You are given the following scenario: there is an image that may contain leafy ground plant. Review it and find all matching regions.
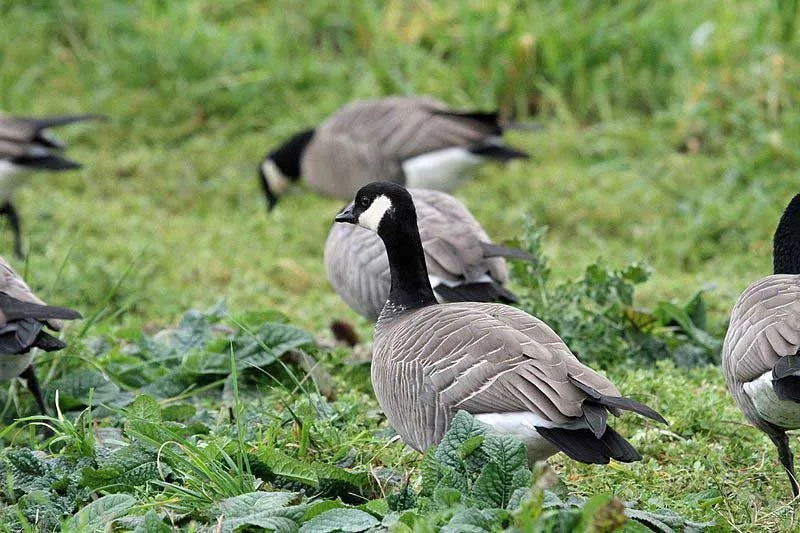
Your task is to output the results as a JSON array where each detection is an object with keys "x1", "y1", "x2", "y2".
[{"x1": 511, "y1": 221, "x2": 723, "y2": 368}]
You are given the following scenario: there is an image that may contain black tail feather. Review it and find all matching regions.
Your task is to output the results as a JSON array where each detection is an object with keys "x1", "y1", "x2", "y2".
[
  {"x1": 480, "y1": 242, "x2": 535, "y2": 262},
  {"x1": 27, "y1": 114, "x2": 107, "y2": 133},
  {"x1": 0, "y1": 293, "x2": 82, "y2": 322},
  {"x1": 32, "y1": 331, "x2": 67, "y2": 352},
  {"x1": 469, "y1": 143, "x2": 529, "y2": 161},
  {"x1": 569, "y1": 376, "x2": 667, "y2": 424},
  {"x1": 9, "y1": 155, "x2": 82, "y2": 171},
  {"x1": 433, "y1": 281, "x2": 518, "y2": 305},
  {"x1": 431, "y1": 109, "x2": 502, "y2": 135},
  {"x1": 773, "y1": 356, "x2": 800, "y2": 402},
  {"x1": 536, "y1": 426, "x2": 641, "y2": 464}
]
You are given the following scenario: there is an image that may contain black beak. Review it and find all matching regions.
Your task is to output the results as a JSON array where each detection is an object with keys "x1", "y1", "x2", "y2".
[
  {"x1": 335, "y1": 203, "x2": 357, "y2": 224},
  {"x1": 258, "y1": 162, "x2": 279, "y2": 212}
]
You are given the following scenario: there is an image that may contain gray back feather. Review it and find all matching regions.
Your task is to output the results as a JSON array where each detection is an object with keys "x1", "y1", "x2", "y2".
[
  {"x1": 372, "y1": 302, "x2": 620, "y2": 451},
  {"x1": 722, "y1": 274, "x2": 800, "y2": 428},
  {"x1": 303, "y1": 97, "x2": 499, "y2": 199}
]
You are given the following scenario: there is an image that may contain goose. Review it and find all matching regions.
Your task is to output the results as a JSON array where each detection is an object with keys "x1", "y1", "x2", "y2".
[
  {"x1": 0, "y1": 114, "x2": 104, "y2": 257},
  {"x1": 325, "y1": 187, "x2": 531, "y2": 321},
  {"x1": 0, "y1": 256, "x2": 81, "y2": 413},
  {"x1": 722, "y1": 193, "x2": 800, "y2": 496},
  {"x1": 259, "y1": 96, "x2": 528, "y2": 210},
  {"x1": 334, "y1": 181, "x2": 666, "y2": 464}
]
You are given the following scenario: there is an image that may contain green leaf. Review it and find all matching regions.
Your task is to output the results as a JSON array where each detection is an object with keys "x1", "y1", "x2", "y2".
[
  {"x1": 161, "y1": 403, "x2": 196, "y2": 421},
  {"x1": 81, "y1": 443, "x2": 161, "y2": 491},
  {"x1": 132, "y1": 511, "x2": 172, "y2": 533},
  {"x1": 200, "y1": 322, "x2": 314, "y2": 374},
  {"x1": 685, "y1": 291, "x2": 708, "y2": 330},
  {"x1": 435, "y1": 411, "x2": 487, "y2": 472},
  {"x1": 51, "y1": 369, "x2": 133, "y2": 408},
  {"x1": 255, "y1": 448, "x2": 319, "y2": 487},
  {"x1": 299, "y1": 508, "x2": 379, "y2": 533},
  {"x1": 62, "y1": 494, "x2": 135, "y2": 533},
  {"x1": 210, "y1": 491, "x2": 305, "y2": 533},
  {"x1": 126, "y1": 395, "x2": 161, "y2": 423},
  {"x1": 459, "y1": 435, "x2": 485, "y2": 459},
  {"x1": 472, "y1": 435, "x2": 531, "y2": 509},
  {"x1": 419, "y1": 446, "x2": 442, "y2": 497}
]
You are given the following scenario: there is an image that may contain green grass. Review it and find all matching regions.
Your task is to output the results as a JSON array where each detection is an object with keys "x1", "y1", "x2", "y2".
[{"x1": 2, "y1": 0, "x2": 800, "y2": 530}]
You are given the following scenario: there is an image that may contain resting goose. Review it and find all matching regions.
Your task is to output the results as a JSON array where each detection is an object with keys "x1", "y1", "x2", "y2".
[
  {"x1": 0, "y1": 256, "x2": 81, "y2": 413},
  {"x1": 334, "y1": 182, "x2": 666, "y2": 464},
  {"x1": 723, "y1": 193, "x2": 800, "y2": 496},
  {"x1": 0, "y1": 114, "x2": 104, "y2": 257},
  {"x1": 259, "y1": 96, "x2": 528, "y2": 210},
  {"x1": 325, "y1": 187, "x2": 531, "y2": 321}
]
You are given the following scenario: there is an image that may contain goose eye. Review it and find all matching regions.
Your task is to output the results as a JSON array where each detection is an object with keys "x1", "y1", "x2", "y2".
[{"x1": 359, "y1": 197, "x2": 370, "y2": 207}]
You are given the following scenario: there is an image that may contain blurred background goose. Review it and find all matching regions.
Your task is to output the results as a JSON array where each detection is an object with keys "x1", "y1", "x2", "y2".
[
  {"x1": 334, "y1": 182, "x2": 666, "y2": 464},
  {"x1": 723, "y1": 193, "x2": 800, "y2": 497},
  {"x1": 259, "y1": 96, "x2": 529, "y2": 210},
  {"x1": 0, "y1": 256, "x2": 81, "y2": 413},
  {"x1": 0, "y1": 114, "x2": 104, "y2": 257},
  {"x1": 325, "y1": 187, "x2": 532, "y2": 321}
]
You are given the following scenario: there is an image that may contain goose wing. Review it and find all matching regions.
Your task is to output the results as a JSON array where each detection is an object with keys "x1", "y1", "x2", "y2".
[
  {"x1": 723, "y1": 274, "x2": 800, "y2": 384},
  {"x1": 324, "y1": 97, "x2": 498, "y2": 160},
  {"x1": 374, "y1": 303, "x2": 626, "y2": 451},
  {"x1": 412, "y1": 189, "x2": 508, "y2": 285}
]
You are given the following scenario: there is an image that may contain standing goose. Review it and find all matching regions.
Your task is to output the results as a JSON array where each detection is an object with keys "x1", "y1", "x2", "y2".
[
  {"x1": 325, "y1": 187, "x2": 531, "y2": 321},
  {"x1": 334, "y1": 182, "x2": 666, "y2": 464},
  {"x1": 0, "y1": 114, "x2": 104, "y2": 257},
  {"x1": 0, "y1": 256, "x2": 82, "y2": 413},
  {"x1": 723, "y1": 193, "x2": 800, "y2": 496},
  {"x1": 259, "y1": 96, "x2": 528, "y2": 210}
]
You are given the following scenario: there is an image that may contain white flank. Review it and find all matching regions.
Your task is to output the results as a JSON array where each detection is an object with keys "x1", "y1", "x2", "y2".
[
  {"x1": 476, "y1": 411, "x2": 587, "y2": 463},
  {"x1": 0, "y1": 352, "x2": 34, "y2": 380},
  {"x1": 261, "y1": 159, "x2": 290, "y2": 195},
  {"x1": 744, "y1": 371, "x2": 800, "y2": 429},
  {"x1": 402, "y1": 147, "x2": 483, "y2": 191},
  {"x1": 429, "y1": 273, "x2": 493, "y2": 289},
  {"x1": 358, "y1": 194, "x2": 392, "y2": 232},
  {"x1": 0, "y1": 160, "x2": 24, "y2": 199}
]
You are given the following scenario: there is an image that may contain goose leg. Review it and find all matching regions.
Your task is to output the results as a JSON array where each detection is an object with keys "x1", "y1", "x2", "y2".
[
  {"x1": 768, "y1": 428, "x2": 799, "y2": 497},
  {"x1": 0, "y1": 201, "x2": 23, "y2": 259},
  {"x1": 19, "y1": 365, "x2": 46, "y2": 415}
]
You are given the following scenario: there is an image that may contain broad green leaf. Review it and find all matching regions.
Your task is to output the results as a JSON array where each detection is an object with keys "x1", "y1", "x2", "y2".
[
  {"x1": 81, "y1": 443, "x2": 161, "y2": 491},
  {"x1": 132, "y1": 511, "x2": 172, "y2": 533},
  {"x1": 472, "y1": 435, "x2": 530, "y2": 509},
  {"x1": 199, "y1": 322, "x2": 314, "y2": 374},
  {"x1": 126, "y1": 395, "x2": 161, "y2": 423},
  {"x1": 51, "y1": 369, "x2": 133, "y2": 408},
  {"x1": 435, "y1": 411, "x2": 487, "y2": 472},
  {"x1": 299, "y1": 508, "x2": 379, "y2": 533},
  {"x1": 161, "y1": 403, "x2": 196, "y2": 421},
  {"x1": 211, "y1": 491, "x2": 305, "y2": 533},
  {"x1": 255, "y1": 448, "x2": 319, "y2": 487},
  {"x1": 419, "y1": 446, "x2": 441, "y2": 497},
  {"x1": 62, "y1": 494, "x2": 135, "y2": 533}
]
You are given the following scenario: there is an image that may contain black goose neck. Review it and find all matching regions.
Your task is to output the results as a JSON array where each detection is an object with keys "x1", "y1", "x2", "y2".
[
  {"x1": 270, "y1": 128, "x2": 315, "y2": 180},
  {"x1": 377, "y1": 210, "x2": 437, "y2": 315},
  {"x1": 774, "y1": 194, "x2": 800, "y2": 275}
]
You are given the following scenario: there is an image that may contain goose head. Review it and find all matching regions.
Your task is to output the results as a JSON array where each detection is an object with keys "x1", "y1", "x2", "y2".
[
  {"x1": 258, "y1": 128, "x2": 315, "y2": 211},
  {"x1": 774, "y1": 193, "x2": 800, "y2": 275},
  {"x1": 334, "y1": 181, "x2": 415, "y2": 235}
]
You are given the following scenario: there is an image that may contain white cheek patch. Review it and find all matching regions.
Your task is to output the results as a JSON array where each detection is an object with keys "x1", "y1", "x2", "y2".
[
  {"x1": 358, "y1": 195, "x2": 393, "y2": 232},
  {"x1": 261, "y1": 159, "x2": 290, "y2": 195}
]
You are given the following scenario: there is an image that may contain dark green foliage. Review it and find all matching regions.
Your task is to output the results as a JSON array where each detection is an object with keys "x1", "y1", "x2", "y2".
[{"x1": 512, "y1": 221, "x2": 722, "y2": 367}]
